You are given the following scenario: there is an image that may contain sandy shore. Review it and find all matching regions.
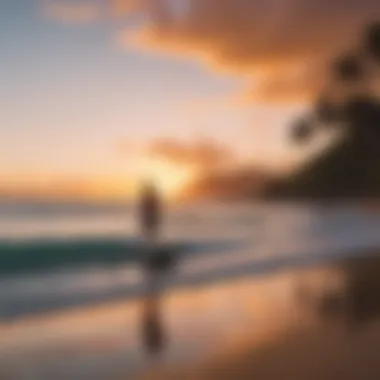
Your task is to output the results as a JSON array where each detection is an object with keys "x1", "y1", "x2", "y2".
[
  {"x1": 148, "y1": 253, "x2": 380, "y2": 380},
  {"x1": 2, "y1": 252, "x2": 380, "y2": 379}
]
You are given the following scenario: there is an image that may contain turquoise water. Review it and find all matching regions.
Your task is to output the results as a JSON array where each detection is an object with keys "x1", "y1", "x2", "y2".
[{"x1": 0, "y1": 201, "x2": 248, "y2": 275}]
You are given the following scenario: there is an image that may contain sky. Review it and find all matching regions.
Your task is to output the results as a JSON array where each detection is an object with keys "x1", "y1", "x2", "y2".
[{"x1": 2, "y1": 0, "x2": 378, "y2": 200}]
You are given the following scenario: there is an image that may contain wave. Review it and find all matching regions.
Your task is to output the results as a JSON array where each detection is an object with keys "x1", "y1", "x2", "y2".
[
  {"x1": 0, "y1": 236, "x2": 246, "y2": 277},
  {"x1": 0, "y1": 237, "x2": 156, "y2": 276}
]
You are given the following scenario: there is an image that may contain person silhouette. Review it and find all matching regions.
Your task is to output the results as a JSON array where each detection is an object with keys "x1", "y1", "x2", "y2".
[
  {"x1": 139, "y1": 181, "x2": 177, "y2": 275},
  {"x1": 139, "y1": 181, "x2": 162, "y2": 243}
]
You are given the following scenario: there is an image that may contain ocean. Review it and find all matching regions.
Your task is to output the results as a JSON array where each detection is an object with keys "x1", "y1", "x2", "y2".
[{"x1": 2, "y1": 201, "x2": 380, "y2": 320}]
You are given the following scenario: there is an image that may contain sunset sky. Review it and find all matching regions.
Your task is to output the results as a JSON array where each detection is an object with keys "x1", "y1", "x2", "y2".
[{"x1": 2, "y1": 0, "x2": 379, "y2": 200}]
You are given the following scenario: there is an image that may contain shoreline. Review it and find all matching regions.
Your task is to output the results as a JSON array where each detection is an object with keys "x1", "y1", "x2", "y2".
[{"x1": 2, "y1": 250, "x2": 380, "y2": 379}]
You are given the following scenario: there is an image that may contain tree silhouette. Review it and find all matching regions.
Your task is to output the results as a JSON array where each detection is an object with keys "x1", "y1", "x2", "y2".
[
  {"x1": 365, "y1": 22, "x2": 380, "y2": 62},
  {"x1": 333, "y1": 54, "x2": 363, "y2": 83},
  {"x1": 275, "y1": 21, "x2": 380, "y2": 199}
]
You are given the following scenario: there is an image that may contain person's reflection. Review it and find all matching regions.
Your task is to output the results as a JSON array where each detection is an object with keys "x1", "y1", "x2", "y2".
[
  {"x1": 140, "y1": 244, "x2": 178, "y2": 356},
  {"x1": 141, "y1": 292, "x2": 166, "y2": 356}
]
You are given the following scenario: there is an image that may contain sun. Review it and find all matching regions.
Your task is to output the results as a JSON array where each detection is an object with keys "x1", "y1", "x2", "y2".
[{"x1": 139, "y1": 157, "x2": 195, "y2": 200}]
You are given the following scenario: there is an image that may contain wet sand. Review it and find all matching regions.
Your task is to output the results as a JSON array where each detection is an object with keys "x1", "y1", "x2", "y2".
[
  {"x1": 148, "y1": 252, "x2": 380, "y2": 380},
  {"x1": 2, "y1": 251, "x2": 380, "y2": 379}
]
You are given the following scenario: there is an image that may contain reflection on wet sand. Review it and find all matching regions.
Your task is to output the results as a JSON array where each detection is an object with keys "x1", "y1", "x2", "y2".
[
  {"x1": 141, "y1": 295, "x2": 166, "y2": 356},
  {"x1": 3, "y1": 250, "x2": 380, "y2": 379},
  {"x1": 146, "y1": 252, "x2": 380, "y2": 380},
  {"x1": 297, "y1": 252, "x2": 380, "y2": 328},
  {"x1": 140, "y1": 244, "x2": 178, "y2": 357}
]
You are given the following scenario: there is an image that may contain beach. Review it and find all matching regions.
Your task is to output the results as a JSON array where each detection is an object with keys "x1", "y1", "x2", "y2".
[
  {"x1": 2, "y1": 203, "x2": 380, "y2": 379},
  {"x1": 148, "y1": 253, "x2": 380, "y2": 380}
]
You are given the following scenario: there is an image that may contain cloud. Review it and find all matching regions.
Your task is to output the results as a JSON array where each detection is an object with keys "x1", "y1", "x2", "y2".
[
  {"x1": 120, "y1": 0, "x2": 380, "y2": 102},
  {"x1": 109, "y1": 0, "x2": 143, "y2": 18},
  {"x1": 238, "y1": 64, "x2": 326, "y2": 104},
  {"x1": 183, "y1": 166, "x2": 269, "y2": 200},
  {"x1": 43, "y1": 0, "x2": 102, "y2": 23},
  {"x1": 0, "y1": 175, "x2": 133, "y2": 200},
  {"x1": 120, "y1": 137, "x2": 236, "y2": 171},
  {"x1": 44, "y1": 0, "x2": 380, "y2": 101},
  {"x1": 149, "y1": 138, "x2": 235, "y2": 169},
  {"x1": 43, "y1": 0, "x2": 141, "y2": 23}
]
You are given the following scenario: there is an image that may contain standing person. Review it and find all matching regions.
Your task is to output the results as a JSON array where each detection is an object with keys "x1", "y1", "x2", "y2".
[{"x1": 139, "y1": 181, "x2": 162, "y2": 243}]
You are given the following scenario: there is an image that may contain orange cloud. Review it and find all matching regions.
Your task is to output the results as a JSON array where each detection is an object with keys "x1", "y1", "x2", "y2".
[
  {"x1": 109, "y1": 0, "x2": 143, "y2": 18},
  {"x1": 238, "y1": 65, "x2": 326, "y2": 105},
  {"x1": 120, "y1": 0, "x2": 380, "y2": 102},
  {"x1": 147, "y1": 138, "x2": 235, "y2": 170},
  {"x1": 120, "y1": 137, "x2": 236, "y2": 171},
  {"x1": 0, "y1": 175, "x2": 133, "y2": 201},
  {"x1": 45, "y1": 1, "x2": 380, "y2": 101}
]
